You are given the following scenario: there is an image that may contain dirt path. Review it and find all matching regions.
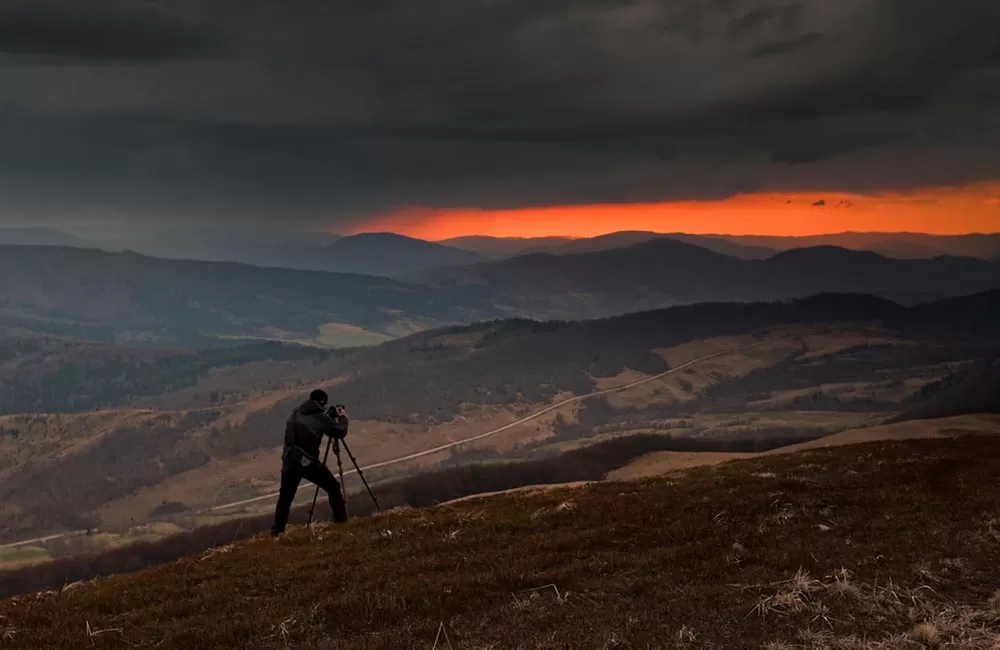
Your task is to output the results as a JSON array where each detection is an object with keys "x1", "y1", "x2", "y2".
[
  {"x1": 207, "y1": 338, "x2": 771, "y2": 512},
  {"x1": 1, "y1": 338, "x2": 771, "y2": 550}
]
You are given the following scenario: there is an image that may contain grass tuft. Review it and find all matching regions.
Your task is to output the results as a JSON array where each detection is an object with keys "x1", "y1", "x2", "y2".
[
  {"x1": 989, "y1": 589, "x2": 1000, "y2": 614},
  {"x1": 910, "y1": 622, "x2": 941, "y2": 648}
]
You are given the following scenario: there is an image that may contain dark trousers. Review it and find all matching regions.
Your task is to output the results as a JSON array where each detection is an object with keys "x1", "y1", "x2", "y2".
[{"x1": 270, "y1": 446, "x2": 348, "y2": 535}]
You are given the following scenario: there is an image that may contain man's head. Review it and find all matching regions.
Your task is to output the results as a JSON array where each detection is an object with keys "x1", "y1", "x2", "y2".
[{"x1": 309, "y1": 389, "x2": 329, "y2": 407}]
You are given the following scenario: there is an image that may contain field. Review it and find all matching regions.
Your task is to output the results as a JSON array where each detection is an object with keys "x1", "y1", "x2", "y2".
[
  {"x1": 2, "y1": 433, "x2": 999, "y2": 649},
  {"x1": 608, "y1": 413, "x2": 1000, "y2": 481}
]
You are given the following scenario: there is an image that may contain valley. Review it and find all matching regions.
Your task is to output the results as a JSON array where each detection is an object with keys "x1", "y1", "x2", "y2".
[{"x1": 2, "y1": 290, "x2": 997, "y2": 572}]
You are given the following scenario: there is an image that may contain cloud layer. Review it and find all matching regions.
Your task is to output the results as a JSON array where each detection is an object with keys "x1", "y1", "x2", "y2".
[{"x1": 1, "y1": 0, "x2": 998, "y2": 233}]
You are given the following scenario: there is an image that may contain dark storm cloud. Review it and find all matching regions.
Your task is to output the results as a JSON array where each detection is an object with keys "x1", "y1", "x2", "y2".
[
  {"x1": 0, "y1": 3, "x2": 222, "y2": 62},
  {"x1": 0, "y1": 0, "x2": 998, "y2": 232}
]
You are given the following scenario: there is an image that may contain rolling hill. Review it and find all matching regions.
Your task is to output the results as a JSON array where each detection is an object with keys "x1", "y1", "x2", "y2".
[
  {"x1": 548, "y1": 230, "x2": 777, "y2": 259},
  {"x1": 441, "y1": 231, "x2": 776, "y2": 259},
  {"x1": 1, "y1": 289, "x2": 997, "y2": 548},
  {"x1": 317, "y1": 232, "x2": 487, "y2": 277},
  {"x1": 95, "y1": 230, "x2": 338, "y2": 271},
  {"x1": 3, "y1": 432, "x2": 1000, "y2": 649},
  {"x1": 438, "y1": 235, "x2": 574, "y2": 257},
  {"x1": 0, "y1": 330, "x2": 334, "y2": 414},
  {"x1": 0, "y1": 245, "x2": 500, "y2": 346},
  {"x1": 440, "y1": 230, "x2": 1000, "y2": 260},
  {"x1": 416, "y1": 240, "x2": 1000, "y2": 317},
  {"x1": 111, "y1": 231, "x2": 487, "y2": 278},
  {"x1": 717, "y1": 231, "x2": 1000, "y2": 260},
  {"x1": 0, "y1": 228, "x2": 85, "y2": 247},
  {"x1": 6, "y1": 230, "x2": 484, "y2": 278}
]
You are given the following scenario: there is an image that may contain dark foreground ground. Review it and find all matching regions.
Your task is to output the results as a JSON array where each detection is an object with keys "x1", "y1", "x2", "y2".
[{"x1": 1, "y1": 434, "x2": 999, "y2": 649}]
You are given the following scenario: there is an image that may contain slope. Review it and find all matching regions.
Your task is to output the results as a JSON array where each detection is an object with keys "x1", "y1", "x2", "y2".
[
  {"x1": 0, "y1": 330, "x2": 333, "y2": 414},
  {"x1": 438, "y1": 235, "x2": 574, "y2": 257},
  {"x1": 91, "y1": 231, "x2": 480, "y2": 277},
  {"x1": 0, "y1": 245, "x2": 499, "y2": 346},
  {"x1": 0, "y1": 228, "x2": 85, "y2": 247},
  {"x1": 718, "y1": 231, "x2": 1000, "y2": 260},
  {"x1": 2, "y1": 434, "x2": 999, "y2": 649},
  {"x1": 549, "y1": 230, "x2": 776, "y2": 259},
  {"x1": 2, "y1": 290, "x2": 997, "y2": 543},
  {"x1": 319, "y1": 232, "x2": 487, "y2": 277},
  {"x1": 416, "y1": 239, "x2": 1000, "y2": 317},
  {"x1": 609, "y1": 413, "x2": 1000, "y2": 480}
]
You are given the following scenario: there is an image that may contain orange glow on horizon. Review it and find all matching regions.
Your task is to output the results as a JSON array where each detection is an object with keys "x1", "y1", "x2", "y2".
[{"x1": 347, "y1": 182, "x2": 1000, "y2": 240}]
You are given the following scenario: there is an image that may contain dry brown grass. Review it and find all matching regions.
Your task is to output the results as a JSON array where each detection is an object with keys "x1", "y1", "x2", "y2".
[
  {"x1": 2, "y1": 434, "x2": 1000, "y2": 649},
  {"x1": 613, "y1": 414, "x2": 1000, "y2": 482}
]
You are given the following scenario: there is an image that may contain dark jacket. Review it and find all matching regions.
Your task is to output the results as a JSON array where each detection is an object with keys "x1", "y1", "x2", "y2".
[{"x1": 283, "y1": 399, "x2": 348, "y2": 460}]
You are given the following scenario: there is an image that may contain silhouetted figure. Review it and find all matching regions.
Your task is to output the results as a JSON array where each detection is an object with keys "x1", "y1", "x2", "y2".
[{"x1": 270, "y1": 389, "x2": 349, "y2": 536}]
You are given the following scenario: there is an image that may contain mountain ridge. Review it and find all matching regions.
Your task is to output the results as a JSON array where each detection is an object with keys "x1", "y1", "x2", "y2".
[
  {"x1": 0, "y1": 244, "x2": 500, "y2": 346},
  {"x1": 415, "y1": 239, "x2": 1000, "y2": 317}
]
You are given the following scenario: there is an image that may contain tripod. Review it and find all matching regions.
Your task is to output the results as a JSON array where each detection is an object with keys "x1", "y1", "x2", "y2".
[{"x1": 307, "y1": 436, "x2": 381, "y2": 525}]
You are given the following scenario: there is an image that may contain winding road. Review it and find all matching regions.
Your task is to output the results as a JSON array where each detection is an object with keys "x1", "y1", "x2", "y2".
[{"x1": 1, "y1": 338, "x2": 767, "y2": 551}]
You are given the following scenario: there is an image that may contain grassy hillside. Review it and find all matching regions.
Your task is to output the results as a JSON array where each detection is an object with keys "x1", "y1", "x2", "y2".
[
  {"x1": 1, "y1": 292, "x2": 997, "y2": 545},
  {"x1": 0, "y1": 245, "x2": 499, "y2": 346},
  {"x1": 0, "y1": 330, "x2": 334, "y2": 414},
  {"x1": 2, "y1": 434, "x2": 999, "y2": 648}
]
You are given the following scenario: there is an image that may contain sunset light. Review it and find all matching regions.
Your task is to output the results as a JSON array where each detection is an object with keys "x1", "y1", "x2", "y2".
[{"x1": 353, "y1": 182, "x2": 1000, "y2": 240}]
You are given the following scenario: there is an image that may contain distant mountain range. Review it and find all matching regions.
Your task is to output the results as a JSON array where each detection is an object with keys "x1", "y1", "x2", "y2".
[
  {"x1": 415, "y1": 239, "x2": 1000, "y2": 319},
  {"x1": 0, "y1": 245, "x2": 500, "y2": 346},
  {"x1": 0, "y1": 228, "x2": 87, "y2": 248},
  {"x1": 441, "y1": 230, "x2": 1000, "y2": 261},
  {"x1": 1, "y1": 229, "x2": 485, "y2": 279},
  {"x1": 441, "y1": 231, "x2": 775, "y2": 260},
  {"x1": 712, "y1": 232, "x2": 1000, "y2": 260},
  {"x1": 2, "y1": 234, "x2": 999, "y2": 347},
  {"x1": 5, "y1": 229, "x2": 1000, "y2": 281}
]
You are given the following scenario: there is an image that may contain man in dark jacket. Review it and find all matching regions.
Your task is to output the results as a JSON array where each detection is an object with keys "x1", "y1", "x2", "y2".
[{"x1": 270, "y1": 389, "x2": 350, "y2": 536}]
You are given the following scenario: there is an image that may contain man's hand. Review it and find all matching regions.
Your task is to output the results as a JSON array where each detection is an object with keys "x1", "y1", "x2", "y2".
[{"x1": 329, "y1": 404, "x2": 349, "y2": 439}]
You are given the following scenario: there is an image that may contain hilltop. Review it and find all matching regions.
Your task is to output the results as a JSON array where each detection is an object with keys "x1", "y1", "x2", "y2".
[
  {"x1": 0, "y1": 245, "x2": 499, "y2": 346},
  {"x1": 415, "y1": 240, "x2": 1000, "y2": 317},
  {"x1": 2, "y1": 432, "x2": 999, "y2": 648},
  {"x1": 5, "y1": 240, "x2": 998, "y2": 349},
  {"x1": 441, "y1": 230, "x2": 1000, "y2": 261},
  {"x1": 4, "y1": 230, "x2": 483, "y2": 278}
]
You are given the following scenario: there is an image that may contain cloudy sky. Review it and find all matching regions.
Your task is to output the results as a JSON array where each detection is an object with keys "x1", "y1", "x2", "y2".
[{"x1": 1, "y1": 0, "x2": 999, "y2": 237}]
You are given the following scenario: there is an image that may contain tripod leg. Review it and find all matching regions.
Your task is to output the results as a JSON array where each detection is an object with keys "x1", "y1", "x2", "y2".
[
  {"x1": 308, "y1": 438, "x2": 333, "y2": 525},
  {"x1": 341, "y1": 440, "x2": 381, "y2": 512},
  {"x1": 333, "y1": 440, "x2": 348, "y2": 519}
]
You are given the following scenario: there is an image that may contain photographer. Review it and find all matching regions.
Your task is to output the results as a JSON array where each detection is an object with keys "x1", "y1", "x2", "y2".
[{"x1": 270, "y1": 389, "x2": 349, "y2": 537}]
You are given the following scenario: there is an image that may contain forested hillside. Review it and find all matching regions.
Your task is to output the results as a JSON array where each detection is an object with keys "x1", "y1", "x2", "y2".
[
  {"x1": 0, "y1": 245, "x2": 500, "y2": 346},
  {"x1": 416, "y1": 240, "x2": 1000, "y2": 316},
  {"x1": 0, "y1": 331, "x2": 334, "y2": 414},
  {"x1": 1, "y1": 290, "x2": 996, "y2": 546}
]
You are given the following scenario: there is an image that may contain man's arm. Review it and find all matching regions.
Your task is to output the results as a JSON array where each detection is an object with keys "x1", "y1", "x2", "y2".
[{"x1": 317, "y1": 406, "x2": 349, "y2": 439}]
